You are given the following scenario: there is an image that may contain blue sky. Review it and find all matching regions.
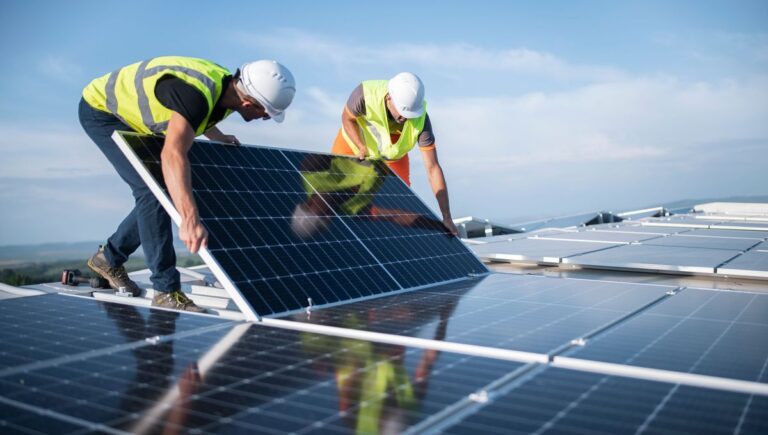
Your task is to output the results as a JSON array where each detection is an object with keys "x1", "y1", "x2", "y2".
[{"x1": 1, "y1": 0, "x2": 766, "y2": 245}]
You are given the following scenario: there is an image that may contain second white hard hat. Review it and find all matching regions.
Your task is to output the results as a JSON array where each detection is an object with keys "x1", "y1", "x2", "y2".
[
  {"x1": 239, "y1": 60, "x2": 296, "y2": 123},
  {"x1": 387, "y1": 72, "x2": 425, "y2": 119}
]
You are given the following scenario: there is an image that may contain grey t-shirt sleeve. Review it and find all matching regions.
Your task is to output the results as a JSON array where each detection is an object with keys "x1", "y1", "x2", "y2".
[
  {"x1": 345, "y1": 84, "x2": 366, "y2": 116},
  {"x1": 418, "y1": 114, "x2": 436, "y2": 147}
]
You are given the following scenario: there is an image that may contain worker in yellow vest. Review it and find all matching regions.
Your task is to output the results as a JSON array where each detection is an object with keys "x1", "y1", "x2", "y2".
[
  {"x1": 79, "y1": 56, "x2": 295, "y2": 311},
  {"x1": 331, "y1": 72, "x2": 458, "y2": 235}
]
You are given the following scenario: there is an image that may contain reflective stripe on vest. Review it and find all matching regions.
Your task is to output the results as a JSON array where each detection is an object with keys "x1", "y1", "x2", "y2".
[
  {"x1": 82, "y1": 56, "x2": 230, "y2": 136},
  {"x1": 341, "y1": 80, "x2": 427, "y2": 161}
]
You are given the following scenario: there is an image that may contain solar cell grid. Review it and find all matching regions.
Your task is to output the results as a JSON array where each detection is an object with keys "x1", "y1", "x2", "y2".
[
  {"x1": 442, "y1": 368, "x2": 768, "y2": 434},
  {"x1": 569, "y1": 289, "x2": 768, "y2": 383},
  {"x1": 0, "y1": 302, "x2": 522, "y2": 434},
  {"x1": 115, "y1": 133, "x2": 486, "y2": 317},
  {"x1": 289, "y1": 274, "x2": 672, "y2": 354},
  {"x1": 0, "y1": 294, "x2": 224, "y2": 373}
]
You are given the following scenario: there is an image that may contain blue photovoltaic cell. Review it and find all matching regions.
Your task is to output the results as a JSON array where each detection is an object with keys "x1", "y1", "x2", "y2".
[
  {"x1": 286, "y1": 273, "x2": 672, "y2": 354},
  {"x1": 569, "y1": 288, "x2": 768, "y2": 383},
  {"x1": 117, "y1": 133, "x2": 486, "y2": 316},
  {"x1": 0, "y1": 294, "x2": 228, "y2": 372},
  {"x1": 0, "y1": 296, "x2": 520, "y2": 434},
  {"x1": 444, "y1": 368, "x2": 768, "y2": 434}
]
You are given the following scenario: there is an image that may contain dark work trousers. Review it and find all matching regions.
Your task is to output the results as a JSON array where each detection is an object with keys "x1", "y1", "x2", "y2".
[{"x1": 78, "y1": 98, "x2": 180, "y2": 291}]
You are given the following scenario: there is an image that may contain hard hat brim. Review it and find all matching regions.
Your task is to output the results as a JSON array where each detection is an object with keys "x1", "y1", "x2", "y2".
[
  {"x1": 270, "y1": 111, "x2": 285, "y2": 123},
  {"x1": 398, "y1": 106, "x2": 424, "y2": 119}
]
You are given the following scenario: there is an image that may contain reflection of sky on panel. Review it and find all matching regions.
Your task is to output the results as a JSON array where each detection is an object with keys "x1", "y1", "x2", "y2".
[
  {"x1": 0, "y1": 294, "x2": 520, "y2": 434},
  {"x1": 286, "y1": 273, "x2": 672, "y2": 354}
]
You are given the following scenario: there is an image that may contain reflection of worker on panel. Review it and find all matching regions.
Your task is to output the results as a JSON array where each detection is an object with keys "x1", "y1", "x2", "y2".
[
  {"x1": 99, "y1": 303, "x2": 201, "y2": 433},
  {"x1": 291, "y1": 155, "x2": 447, "y2": 239},
  {"x1": 301, "y1": 298, "x2": 458, "y2": 433}
]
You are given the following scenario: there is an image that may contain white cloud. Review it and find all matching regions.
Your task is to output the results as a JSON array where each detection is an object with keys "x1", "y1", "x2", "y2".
[
  {"x1": 237, "y1": 29, "x2": 625, "y2": 81},
  {"x1": 4, "y1": 34, "x2": 767, "y2": 240},
  {"x1": 0, "y1": 125, "x2": 113, "y2": 179},
  {"x1": 431, "y1": 75, "x2": 768, "y2": 169}
]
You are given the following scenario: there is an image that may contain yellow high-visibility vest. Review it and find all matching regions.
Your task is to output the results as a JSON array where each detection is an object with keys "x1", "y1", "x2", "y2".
[
  {"x1": 82, "y1": 56, "x2": 231, "y2": 136},
  {"x1": 341, "y1": 80, "x2": 427, "y2": 161}
]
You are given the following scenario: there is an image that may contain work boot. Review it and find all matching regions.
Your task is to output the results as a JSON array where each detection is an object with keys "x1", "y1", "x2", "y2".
[
  {"x1": 153, "y1": 291, "x2": 206, "y2": 313},
  {"x1": 87, "y1": 246, "x2": 142, "y2": 297}
]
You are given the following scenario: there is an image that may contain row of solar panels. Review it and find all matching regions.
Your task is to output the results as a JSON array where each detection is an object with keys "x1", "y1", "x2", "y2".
[
  {"x1": 470, "y1": 218, "x2": 768, "y2": 279},
  {"x1": 1, "y1": 270, "x2": 766, "y2": 433}
]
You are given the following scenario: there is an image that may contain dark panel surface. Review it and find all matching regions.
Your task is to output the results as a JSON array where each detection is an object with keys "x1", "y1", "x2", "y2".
[
  {"x1": 0, "y1": 294, "x2": 226, "y2": 372},
  {"x1": 119, "y1": 134, "x2": 485, "y2": 316},
  {"x1": 0, "y1": 312, "x2": 519, "y2": 434},
  {"x1": 285, "y1": 274, "x2": 672, "y2": 354},
  {"x1": 570, "y1": 289, "x2": 768, "y2": 382},
  {"x1": 444, "y1": 368, "x2": 768, "y2": 434}
]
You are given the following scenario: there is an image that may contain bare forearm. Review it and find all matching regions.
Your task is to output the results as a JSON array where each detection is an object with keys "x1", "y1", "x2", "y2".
[
  {"x1": 429, "y1": 166, "x2": 452, "y2": 220},
  {"x1": 162, "y1": 146, "x2": 197, "y2": 221},
  {"x1": 164, "y1": 112, "x2": 208, "y2": 253},
  {"x1": 204, "y1": 126, "x2": 224, "y2": 141},
  {"x1": 341, "y1": 110, "x2": 366, "y2": 157}
]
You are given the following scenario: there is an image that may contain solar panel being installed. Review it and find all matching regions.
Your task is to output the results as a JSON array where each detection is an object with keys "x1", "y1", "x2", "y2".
[{"x1": 112, "y1": 132, "x2": 487, "y2": 319}]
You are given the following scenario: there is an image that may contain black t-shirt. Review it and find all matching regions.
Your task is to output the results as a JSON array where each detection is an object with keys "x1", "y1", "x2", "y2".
[{"x1": 154, "y1": 75, "x2": 231, "y2": 132}]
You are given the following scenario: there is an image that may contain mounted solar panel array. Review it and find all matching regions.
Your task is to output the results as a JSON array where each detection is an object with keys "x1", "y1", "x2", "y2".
[
  {"x1": 441, "y1": 368, "x2": 767, "y2": 434},
  {"x1": 0, "y1": 294, "x2": 521, "y2": 434},
  {"x1": 471, "y1": 216, "x2": 768, "y2": 280},
  {"x1": 2, "y1": 281, "x2": 767, "y2": 433},
  {"x1": 285, "y1": 273, "x2": 674, "y2": 355},
  {"x1": 113, "y1": 132, "x2": 487, "y2": 319}
]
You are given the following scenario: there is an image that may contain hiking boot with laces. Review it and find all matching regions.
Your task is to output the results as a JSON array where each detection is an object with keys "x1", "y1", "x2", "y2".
[
  {"x1": 87, "y1": 246, "x2": 143, "y2": 297},
  {"x1": 153, "y1": 291, "x2": 206, "y2": 313}
]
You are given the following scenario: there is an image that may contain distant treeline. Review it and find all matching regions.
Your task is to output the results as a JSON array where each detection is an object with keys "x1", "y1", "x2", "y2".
[{"x1": 0, "y1": 256, "x2": 204, "y2": 287}]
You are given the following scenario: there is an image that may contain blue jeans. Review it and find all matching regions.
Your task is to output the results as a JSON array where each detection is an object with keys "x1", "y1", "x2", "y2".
[{"x1": 78, "y1": 98, "x2": 179, "y2": 291}]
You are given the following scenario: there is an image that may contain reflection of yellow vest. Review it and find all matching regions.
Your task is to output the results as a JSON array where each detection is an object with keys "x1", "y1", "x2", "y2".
[
  {"x1": 82, "y1": 56, "x2": 232, "y2": 136},
  {"x1": 342, "y1": 80, "x2": 427, "y2": 161},
  {"x1": 301, "y1": 314, "x2": 415, "y2": 435},
  {"x1": 302, "y1": 158, "x2": 382, "y2": 215}
]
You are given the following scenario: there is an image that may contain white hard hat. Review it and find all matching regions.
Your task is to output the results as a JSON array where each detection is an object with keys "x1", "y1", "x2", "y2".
[
  {"x1": 387, "y1": 72, "x2": 425, "y2": 119},
  {"x1": 239, "y1": 60, "x2": 296, "y2": 123},
  {"x1": 291, "y1": 203, "x2": 330, "y2": 239}
]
